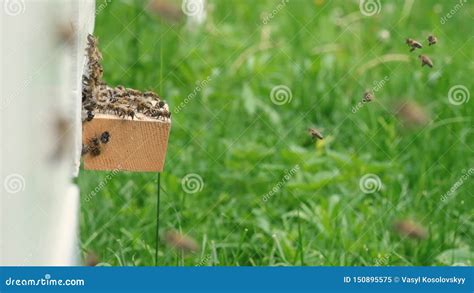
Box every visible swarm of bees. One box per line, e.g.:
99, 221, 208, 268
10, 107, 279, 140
81, 34, 171, 123
82, 131, 110, 157
406, 35, 437, 68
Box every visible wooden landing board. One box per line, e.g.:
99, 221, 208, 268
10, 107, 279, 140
82, 114, 170, 172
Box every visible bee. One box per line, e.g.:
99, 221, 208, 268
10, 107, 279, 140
84, 251, 99, 267
419, 55, 433, 68
86, 111, 95, 121
144, 91, 160, 101
363, 91, 374, 102
56, 21, 76, 47
127, 88, 142, 96
81, 144, 89, 156
87, 138, 101, 157
158, 101, 166, 108
126, 109, 135, 120
137, 100, 153, 112
50, 116, 73, 161
89, 145, 101, 156
406, 38, 422, 52
393, 219, 427, 240
427, 35, 437, 46
308, 128, 323, 140
100, 131, 110, 144
90, 137, 100, 147
115, 105, 134, 119
164, 230, 199, 253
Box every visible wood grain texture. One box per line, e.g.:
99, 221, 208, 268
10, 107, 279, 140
82, 114, 171, 172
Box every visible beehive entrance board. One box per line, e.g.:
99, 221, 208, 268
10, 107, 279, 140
82, 114, 170, 172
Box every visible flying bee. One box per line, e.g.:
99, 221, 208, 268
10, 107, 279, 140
393, 219, 427, 240
50, 116, 73, 162
427, 35, 437, 46
164, 230, 199, 253
406, 38, 422, 52
363, 91, 374, 102
100, 131, 110, 144
308, 128, 323, 140
56, 21, 76, 47
419, 55, 433, 68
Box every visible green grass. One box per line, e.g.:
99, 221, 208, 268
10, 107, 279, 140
78, 0, 474, 266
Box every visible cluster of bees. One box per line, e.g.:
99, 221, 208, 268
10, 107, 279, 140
82, 34, 171, 124
81, 34, 171, 157
406, 34, 437, 67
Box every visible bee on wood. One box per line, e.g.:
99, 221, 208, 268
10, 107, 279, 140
88, 137, 101, 157
126, 109, 135, 120
406, 38, 422, 52
419, 55, 433, 68
363, 91, 374, 102
164, 230, 199, 253
137, 100, 153, 112
81, 144, 89, 156
100, 131, 110, 144
427, 35, 437, 46
308, 128, 323, 140
127, 88, 142, 96
144, 91, 160, 101
89, 145, 101, 156
86, 111, 95, 121
393, 219, 427, 240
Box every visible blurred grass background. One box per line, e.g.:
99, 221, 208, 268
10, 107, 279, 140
77, 0, 473, 266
